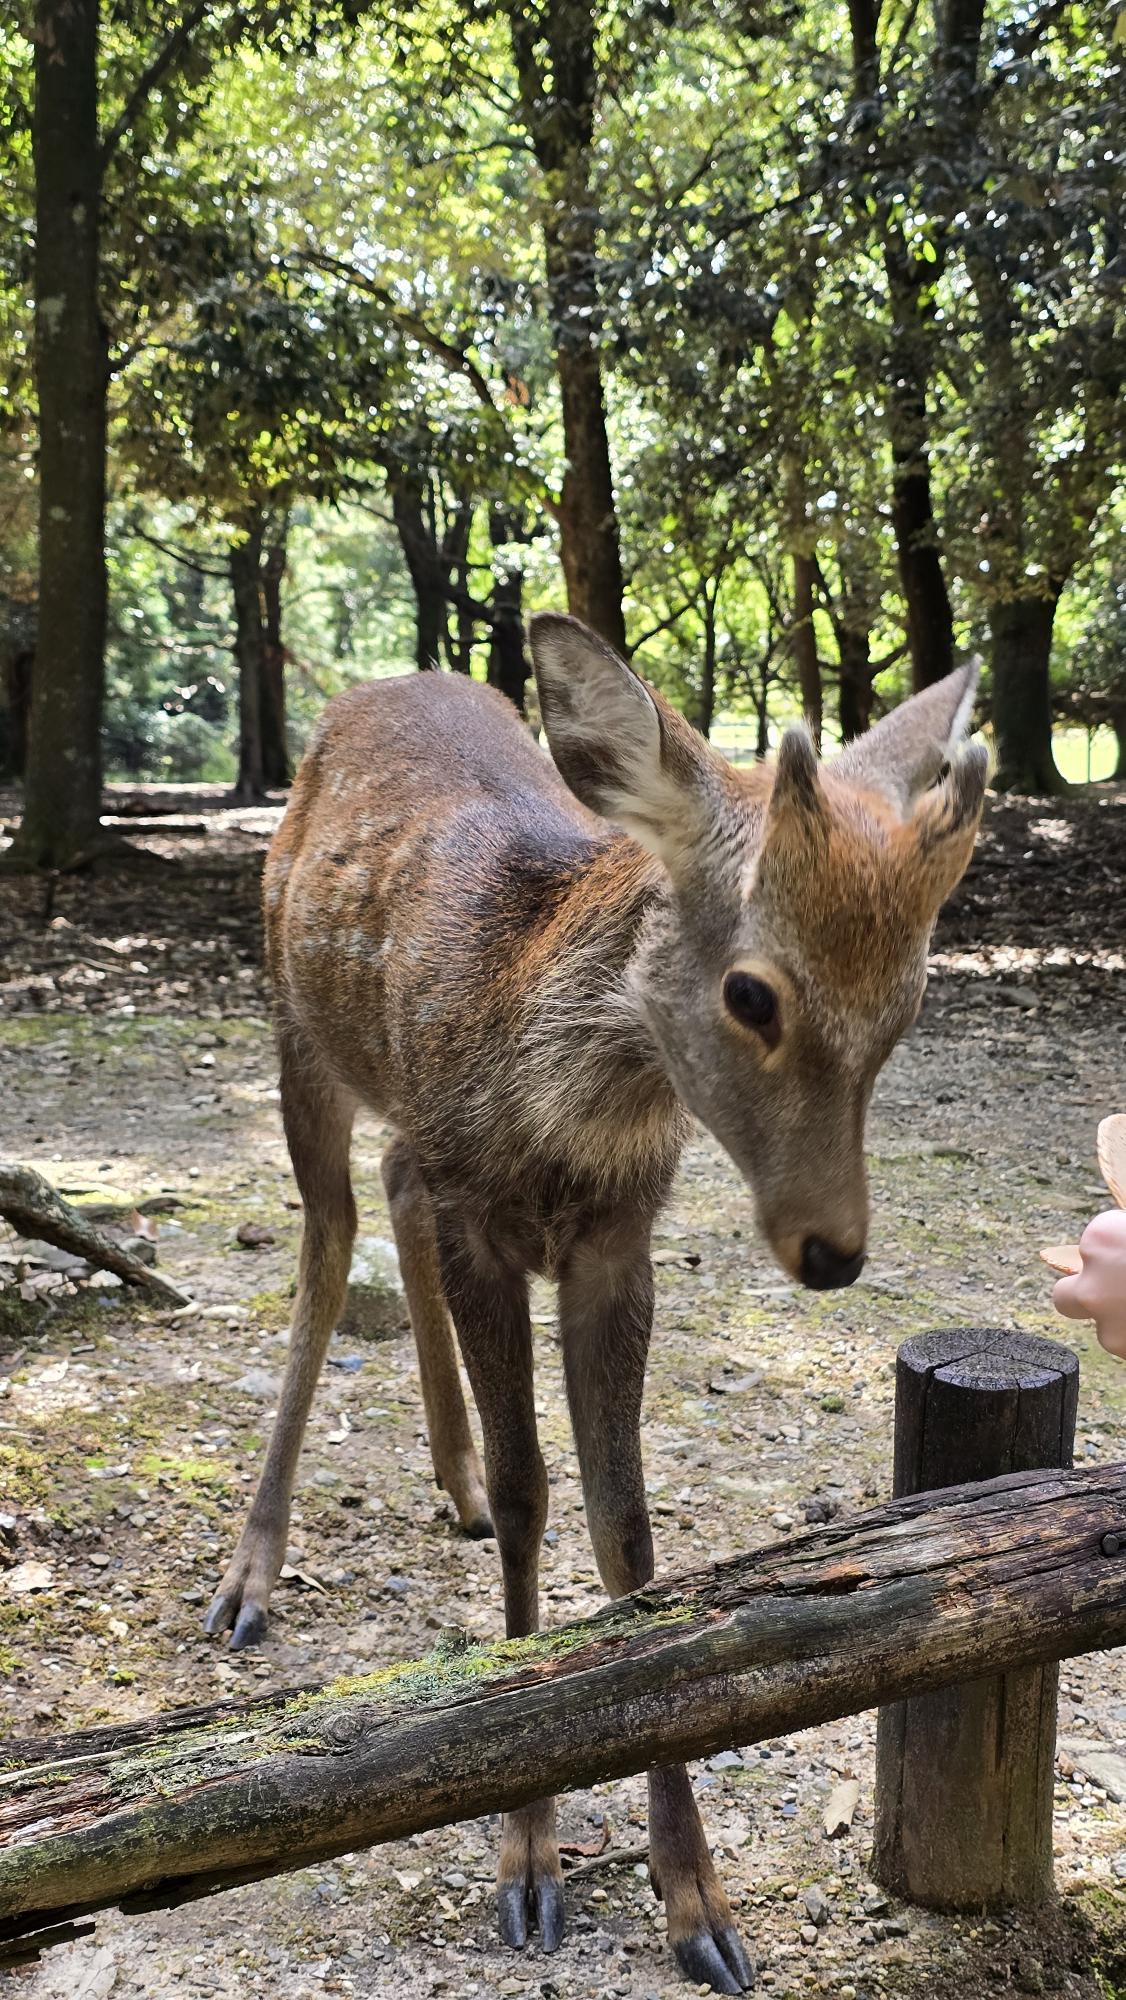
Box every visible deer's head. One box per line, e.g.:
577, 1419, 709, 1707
531, 614, 987, 1290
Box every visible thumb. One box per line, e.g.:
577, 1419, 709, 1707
1053, 1272, 1090, 1321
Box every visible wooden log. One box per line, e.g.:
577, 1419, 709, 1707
3, 1462, 1126, 1965
872, 1328, 1079, 1908
0, 1164, 192, 1308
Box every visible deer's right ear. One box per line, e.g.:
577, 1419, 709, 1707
530, 613, 723, 875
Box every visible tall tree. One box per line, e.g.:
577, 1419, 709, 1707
506, 0, 627, 651
12, 0, 108, 868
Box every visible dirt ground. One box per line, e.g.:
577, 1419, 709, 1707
1, 785, 1125, 2000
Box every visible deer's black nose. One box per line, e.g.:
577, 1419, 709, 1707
800, 1237, 866, 1290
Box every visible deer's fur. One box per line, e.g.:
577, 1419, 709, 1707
207, 616, 987, 1994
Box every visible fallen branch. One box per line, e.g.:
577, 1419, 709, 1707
0, 1166, 192, 1308
2, 1463, 1125, 1963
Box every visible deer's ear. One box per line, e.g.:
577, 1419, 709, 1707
529, 613, 726, 875
910, 739, 990, 902
832, 659, 982, 815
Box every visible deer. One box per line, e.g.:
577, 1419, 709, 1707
205, 614, 987, 1994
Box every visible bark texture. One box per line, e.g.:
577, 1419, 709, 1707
3, 1464, 1126, 1965
0, 1164, 191, 1305
873, 1328, 1078, 1907
789, 551, 822, 749
11, 0, 109, 869
508, 0, 626, 653
260, 532, 290, 788
990, 591, 1063, 794
230, 521, 266, 801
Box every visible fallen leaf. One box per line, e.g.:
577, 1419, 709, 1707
3, 1560, 53, 1594
327, 1410, 352, 1443
279, 1563, 326, 1594
823, 1777, 860, 1838
127, 1210, 160, 1240
560, 1821, 612, 1859
708, 1371, 763, 1395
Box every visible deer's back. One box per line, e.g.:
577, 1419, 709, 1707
264, 673, 612, 1155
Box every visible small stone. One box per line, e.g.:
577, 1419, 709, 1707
1014, 1956, 1045, 1995
771, 1512, 794, 1532
233, 1368, 280, 1400
803, 1885, 830, 1927
709, 1750, 743, 1772
340, 1235, 406, 1342
862, 1891, 889, 1917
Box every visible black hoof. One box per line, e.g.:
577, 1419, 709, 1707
203, 1591, 236, 1638
464, 1513, 495, 1540
497, 1879, 528, 1949
674, 1925, 756, 1994
535, 1875, 565, 1952
497, 1874, 565, 1952
229, 1601, 269, 1651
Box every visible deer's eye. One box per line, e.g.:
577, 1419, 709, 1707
723, 971, 781, 1050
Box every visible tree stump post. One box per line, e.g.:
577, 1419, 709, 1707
872, 1327, 1079, 1908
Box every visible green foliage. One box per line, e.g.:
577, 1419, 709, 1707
1, 0, 1122, 777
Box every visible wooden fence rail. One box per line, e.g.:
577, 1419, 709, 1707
3, 1460, 1126, 1966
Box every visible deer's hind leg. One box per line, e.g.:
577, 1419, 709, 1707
205, 1023, 357, 1651
381, 1137, 491, 1537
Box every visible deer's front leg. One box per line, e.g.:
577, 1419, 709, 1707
436, 1221, 563, 1954
560, 1226, 755, 1995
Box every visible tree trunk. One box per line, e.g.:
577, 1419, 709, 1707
697, 588, 718, 738
552, 327, 627, 653
443, 499, 475, 674
838, 623, 874, 741
230, 521, 266, 802
885, 252, 956, 693
509, 0, 627, 654
487, 507, 530, 713
0, 615, 34, 781
755, 692, 770, 760
8, 0, 108, 869
3, 1462, 1126, 1967
389, 471, 444, 672
790, 551, 823, 748
847, 0, 957, 696
260, 531, 290, 788
990, 591, 1063, 794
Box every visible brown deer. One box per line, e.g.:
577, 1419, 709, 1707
206, 615, 986, 1994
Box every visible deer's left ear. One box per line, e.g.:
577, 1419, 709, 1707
831, 659, 983, 815
529, 612, 732, 877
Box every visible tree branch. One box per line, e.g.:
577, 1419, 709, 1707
99, 1, 213, 168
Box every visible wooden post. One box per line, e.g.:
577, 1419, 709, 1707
873, 1327, 1079, 1908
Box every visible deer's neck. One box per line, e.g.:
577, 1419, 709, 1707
515, 831, 686, 1201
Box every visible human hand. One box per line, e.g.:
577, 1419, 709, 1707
1042, 1115, 1126, 1358
1052, 1208, 1126, 1358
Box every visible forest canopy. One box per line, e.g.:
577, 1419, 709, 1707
1, 0, 1124, 864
